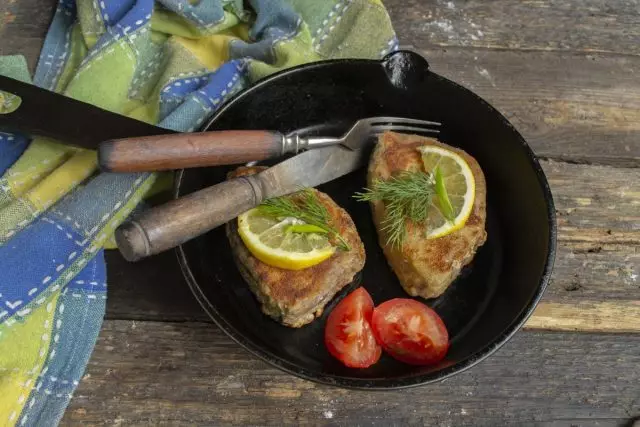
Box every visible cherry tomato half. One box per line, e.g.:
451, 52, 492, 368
324, 288, 382, 368
371, 299, 449, 366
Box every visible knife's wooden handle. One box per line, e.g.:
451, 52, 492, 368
99, 130, 283, 172
115, 175, 267, 261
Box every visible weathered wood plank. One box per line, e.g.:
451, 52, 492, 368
61, 320, 640, 426
552, 241, 639, 300
525, 300, 640, 332
544, 161, 640, 242
0, 0, 53, 73
418, 49, 640, 166
105, 249, 205, 322
386, 0, 640, 55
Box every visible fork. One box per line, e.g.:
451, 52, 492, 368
98, 116, 441, 172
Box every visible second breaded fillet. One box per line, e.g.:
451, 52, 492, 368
226, 166, 366, 328
368, 132, 487, 299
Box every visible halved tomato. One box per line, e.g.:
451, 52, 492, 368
324, 288, 382, 368
371, 299, 449, 366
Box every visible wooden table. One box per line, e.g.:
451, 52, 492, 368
2, 0, 639, 425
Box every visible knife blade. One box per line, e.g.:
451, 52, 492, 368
255, 143, 369, 199
115, 144, 369, 261
0, 75, 169, 147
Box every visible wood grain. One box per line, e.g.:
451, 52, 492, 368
416, 49, 640, 166
116, 175, 264, 261
100, 131, 283, 172
386, 0, 640, 55
543, 161, 640, 243
61, 320, 640, 426
0, 0, 53, 72
525, 301, 640, 332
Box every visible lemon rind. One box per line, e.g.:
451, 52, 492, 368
417, 146, 476, 239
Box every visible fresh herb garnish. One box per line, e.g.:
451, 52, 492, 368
257, 189, 351, 251
354, 171, 435, 248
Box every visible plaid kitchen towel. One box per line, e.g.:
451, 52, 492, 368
0, 0, 397, 425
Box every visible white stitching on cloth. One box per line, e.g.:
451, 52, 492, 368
48, 173, 148, 244
114, 22, 142, 59
71, 36, 136, 87
48, 24, 72, 91
314, 0, 354, 50
8, 297, 58, 424
311, 2, 342, 45
129, 50, 164, 97
160, 69, 210, 96
1, 197, 41, 240
267, 17, 304, 58
40, 6, 73, 91
182, 2, 226, 30
39, 217, 85, 247
3, 217, 112, 421
2, 172, 149, 331
2, 181, 147, 319
25, 258, 102, 417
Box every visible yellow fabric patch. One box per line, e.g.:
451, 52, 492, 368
222, 23, 250, 41
368, 0, 386, 7
151, 8, 203, 39
175, 34, 236, 70
54, 23, 88, 93
0, 293, 59, 422
125, 99, 160, 125
64, 40, 137, 114
25, 151, 97, 212
2, 139, 71, 202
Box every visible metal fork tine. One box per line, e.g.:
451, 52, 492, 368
335, 116, 442, 150
370, 125, 441, 134
368, 117, 441, 127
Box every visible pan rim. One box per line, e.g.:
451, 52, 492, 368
174, 50, 557, 389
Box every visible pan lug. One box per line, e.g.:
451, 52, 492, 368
381, 50, 430, 90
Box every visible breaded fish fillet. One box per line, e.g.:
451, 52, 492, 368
226, 166, 366, 328
368, 132, 487, 299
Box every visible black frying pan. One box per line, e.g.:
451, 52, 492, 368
0, 50, 556, 388
176, 51, 556, 388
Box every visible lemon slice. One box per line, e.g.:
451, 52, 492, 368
237, 209, 336, 270
417, 145, 476, 239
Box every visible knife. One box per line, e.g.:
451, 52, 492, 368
0, 75, 170, 146
0, 76, 318, 169
115, 144, 369, 262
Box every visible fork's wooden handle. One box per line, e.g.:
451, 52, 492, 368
99, 130, 283, 172
115, 174, 267, 261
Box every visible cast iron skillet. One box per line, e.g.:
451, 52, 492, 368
174, 50, 557, 389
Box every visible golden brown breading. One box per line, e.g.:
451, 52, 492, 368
226, 166, 366, 327
368, 132, 487, 299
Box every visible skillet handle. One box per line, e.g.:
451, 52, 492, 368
99, 130, 285, 172
115, 174, 266, 261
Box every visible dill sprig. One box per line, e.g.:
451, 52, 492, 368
354, 171, 435, 248
257, 189, 351, 251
